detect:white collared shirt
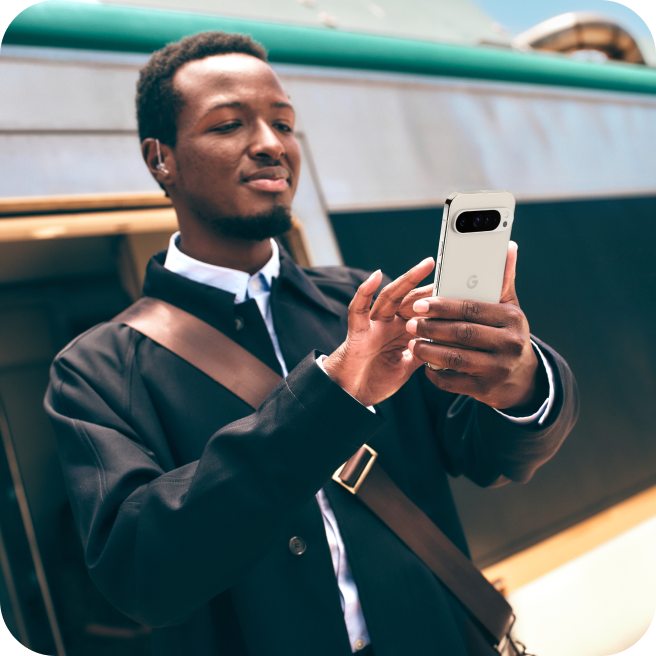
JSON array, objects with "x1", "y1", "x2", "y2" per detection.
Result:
[
  {"x1": 164, "y1": 234, "x2": 371, "y2": 651},
  {"x1": 163, "y1": 232, "x2": 555, "y2": 652}
]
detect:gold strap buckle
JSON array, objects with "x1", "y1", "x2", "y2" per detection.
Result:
[{"x1": 332, "y1": 444, "x2": 378, "y2": 494}]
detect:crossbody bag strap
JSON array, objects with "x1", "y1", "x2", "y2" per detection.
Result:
[
  {"x1": 333, "y1": 447, "x2": 515, "y2": 646},
  {"x1": 113, "y1": 296, "x2": 514, "y2": 649},
  {"x1": 113, "y1": 297, "x2": 283, "y2": 408}
]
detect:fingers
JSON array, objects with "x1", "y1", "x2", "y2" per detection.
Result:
[
  {"x1": 347, "y1": 269, "x2": 382, "y2": 334},
  {"x1": 370, "y1": 257, "x2": 434, "y2": 322},
  {"x1": 397, "y1": 284, "x2": 433, "y2": 320},
  {"x1": 409, "y1": 339, "x2": 494, "y2": 374},
  {"x1": 407, "y1": 241, "x2": 520, "y2": 327},
  {"x1": 411, "y1": 295, "x2": 525, "y2": 329},
  {"x1": 500, "y1": 241, "x2": 519, "y2": 305},
  {"x1": 423, "y1": 368, "x2": 488, "y2": 398},
  {"x1": 406, "y1": 317, "x2": 526, "y2": 355},
  {"x1": 418, "y1": 346, "x2": 539, "y2": 410}
]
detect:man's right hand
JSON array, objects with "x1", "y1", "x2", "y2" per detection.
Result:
[{"x1": 322, "y1": 258, "x2": 434, "y2": 407}]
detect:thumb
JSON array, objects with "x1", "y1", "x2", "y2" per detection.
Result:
[{"x1": 500, "y1": 241, "x2": 520, "y2": 305}]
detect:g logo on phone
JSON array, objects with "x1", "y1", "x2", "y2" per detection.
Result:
[{"x1": 467, "y1": 275, "x2": 478, "y2": 289}]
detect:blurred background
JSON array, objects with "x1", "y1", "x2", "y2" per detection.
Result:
[{"x1": 0, "y1": 1, "x2": 655, "y2": 654}]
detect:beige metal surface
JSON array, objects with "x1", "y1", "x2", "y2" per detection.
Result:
[
  {"x1": 0, "y1": 207, "x2": 178, "y2": 242},
  {"x1": 0, "y1": 191, "x2": 170, "y2": 216}
]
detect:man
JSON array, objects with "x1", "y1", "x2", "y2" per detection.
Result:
[{"x1": 45, "y1": 32, "x2": 578, "y2": 656}]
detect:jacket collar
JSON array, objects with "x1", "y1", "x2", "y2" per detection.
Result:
[
  {"x1": 277, "y1": 244, "x2": 341, "y2": 318},
  {"x1": 141, "y1": 240, "x2": 340, "y2": 327}
]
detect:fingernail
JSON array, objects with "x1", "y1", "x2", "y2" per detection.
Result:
[
  {"x1": 407, "y1": 319, "x2": 418, "y2": 334},
  {"x1": 413, "y1": 300, "x2": 430, "y2": 313},
  {"x1": 408, "y1": 339, "x2": 416, "y2": 353},
  {"x1": 367, "y1": 269, "x2": 381, "y2": 282}
]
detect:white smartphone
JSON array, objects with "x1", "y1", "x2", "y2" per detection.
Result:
[{"x1": 426, "y1": 190, "x2": 515, "y2": 371}]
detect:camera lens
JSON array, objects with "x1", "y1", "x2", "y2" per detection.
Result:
[{"x1": 455, "y1": 209, "x2": 501, "y2": 233}]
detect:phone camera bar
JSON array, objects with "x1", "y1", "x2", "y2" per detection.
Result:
[{"x1": 455, "y1": 210, "x2": 502, "y2": 233}]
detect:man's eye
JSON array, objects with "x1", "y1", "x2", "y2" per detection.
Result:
[
  {"x1": 274, "y1": 123, "x2": 293, "y2": 133},
  {"x1": 213, "y1": 121, "x2": 241, "y2": 132}
]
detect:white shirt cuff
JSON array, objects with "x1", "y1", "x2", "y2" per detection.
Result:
[
  {"x1": 316, "y1": 355, "x2": 376, "y2": 414},
  {"x1": 494, "y1": 340, "x2": 555, "y2": 426}
]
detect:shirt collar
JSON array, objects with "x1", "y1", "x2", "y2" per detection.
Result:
[{"x1": 163, "y1": 232, "x2": 280, "y2": 304}]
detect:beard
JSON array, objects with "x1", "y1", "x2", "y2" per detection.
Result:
[{"x1": 197, "y1": 204, "x2": 293, "y2": 241}]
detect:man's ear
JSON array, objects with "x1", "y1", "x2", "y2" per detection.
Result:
[{"x1": 142, "y1": 138, "x2": 175, "y2": 191}]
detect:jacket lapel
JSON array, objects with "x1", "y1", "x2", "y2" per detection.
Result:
[{"x1": 271, "y1": 249, "x2": 347, "y2": 369}]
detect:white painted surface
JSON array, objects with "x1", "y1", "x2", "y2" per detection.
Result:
[
  {"x1": 0, "y1": 57, "x2": 140, "y2": 130},
  {"x1": 509, "y1": 515, "x2": 656, "y2": 656},
  {"x1": 2, "y1": 48, "x2": 656, "y2": 209},
  {"x1": 280, "y1": 68, "x2": 656, "y2": 211},
  {"x1": 0, "y1": 134, "x2": 159, "y2": 196}
]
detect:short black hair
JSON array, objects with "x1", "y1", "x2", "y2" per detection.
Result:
[{"x1": 136, "y1": 31, "x2": 268, "y2": 147}]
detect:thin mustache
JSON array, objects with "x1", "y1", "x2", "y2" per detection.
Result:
[
  {"x1": 243, "y1": 162, "x2": 290, "y2": 181},
  {"x1": 253, "y1": 159, "x2": 283, "y2": 168}
]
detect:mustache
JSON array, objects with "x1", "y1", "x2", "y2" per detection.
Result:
[{"x1": 253, "y1": 158, "x2": 283, "y2": 168}]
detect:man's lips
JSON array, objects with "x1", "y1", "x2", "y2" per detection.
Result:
[{"x1": 243, "y1": 166, "x2": 290, "y2": 193}]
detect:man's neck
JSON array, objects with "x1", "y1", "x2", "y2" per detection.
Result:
[{"x1": 176, "y1": 225, "x2": 273, "y2": 275}]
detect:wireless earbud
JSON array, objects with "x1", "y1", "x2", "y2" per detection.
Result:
[{"x1": 155, "y1": 139, "x2": 169, "y2": 175}]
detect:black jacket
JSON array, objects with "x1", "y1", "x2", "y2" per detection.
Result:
[{"x1": 45, "y1": 247, "x2": 578, "y2": 656}]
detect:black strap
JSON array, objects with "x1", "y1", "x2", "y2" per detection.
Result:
[{"x1": 113, "y1": 296, "x2": 514, "y2": 646}]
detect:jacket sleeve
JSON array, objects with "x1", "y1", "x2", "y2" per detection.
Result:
[
  {"x1": 421, "y1": 334, "x2": 579, "y2": 486},
  {"x1": 314, "y1": 266, "x2": 579, "y2": 487},
  {"x1": 44, "y1": 323, "x2": 384, "y2": 628}
]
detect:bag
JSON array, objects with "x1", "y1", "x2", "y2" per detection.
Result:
[{"x1": 114, "y1": 296, "x2": 536, "y2": 656}]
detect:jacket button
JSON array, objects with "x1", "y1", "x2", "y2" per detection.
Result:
[
  {"x1": 289, "y1": 536, "x2": 307, "y2": 555},
  {"x1": 234, "y1": 316, "x2": 244, "y2": 331}
]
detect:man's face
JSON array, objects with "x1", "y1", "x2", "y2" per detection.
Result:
[{"x1": 169, "y1": 53, "x2": 301, "y2": 235}]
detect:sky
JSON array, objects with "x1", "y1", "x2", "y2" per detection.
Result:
[{"x1": 469, "y1": 0, "x2": 652, "y2": 38}]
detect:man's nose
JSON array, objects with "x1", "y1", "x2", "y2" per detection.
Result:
[{"x1": 249, "y1": 120, "x2": 285, "y2": 160}]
